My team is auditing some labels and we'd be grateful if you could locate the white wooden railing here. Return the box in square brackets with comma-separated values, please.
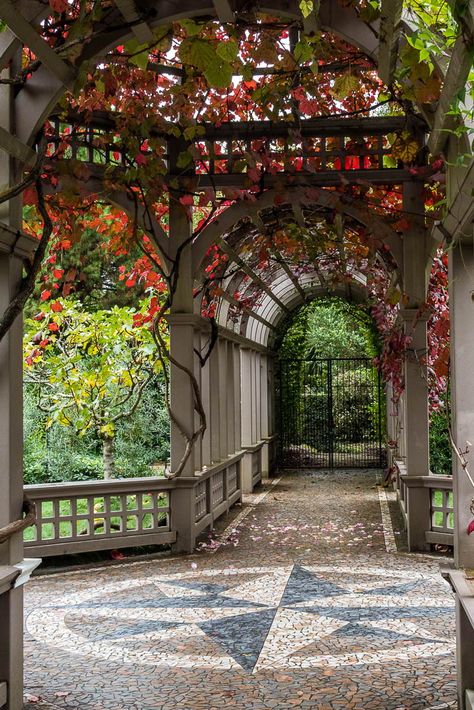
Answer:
[24, 450, 248, 557]
[393, 459, 454, 547]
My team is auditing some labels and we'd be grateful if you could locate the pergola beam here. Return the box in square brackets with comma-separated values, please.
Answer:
[377, 0, 403, 85]
[0, 1, 73, 85]
[217, 236, 290, 314]
[427, 35, 473, 156]
[212, 0, 235, 22]
[114, 0, 154, 43]
[251, 213, 307, 302]
[0, 125, 36, 165]
[219, 290, 276, 330]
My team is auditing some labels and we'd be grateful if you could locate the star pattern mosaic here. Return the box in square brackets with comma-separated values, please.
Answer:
[25, 563, 454, 674]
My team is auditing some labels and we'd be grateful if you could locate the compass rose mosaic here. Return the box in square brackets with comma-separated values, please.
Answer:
[25, 563, 454, 674]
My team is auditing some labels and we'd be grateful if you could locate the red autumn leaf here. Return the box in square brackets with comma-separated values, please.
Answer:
[51, 302, 63, 313]
[40, 290, 52, 301]
[48, 323, 59, 332]
[135, 153, 147, 166]
[33, 312, 46, 321]
[53, 268, 64, 279]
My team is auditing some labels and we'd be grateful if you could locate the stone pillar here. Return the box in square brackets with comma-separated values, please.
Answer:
[226, 340, 235, 456]
[0, 254, 24, 710]
[260, 355, 270, 478]
[0, 56, 26, 710]
[167, 200, 196, 479]
[240, 348, 253, 448]
[168, 314, 197, 477]
[200, 331, 211, 469]
[250, 350, 257, 444]
[240, 347, 254, 491]
[450, 241, 474, 569]
[233, 344, 241, 450]
[400, 181, 431, 551]
[209, 343, 221, 463]
[218, 338, 228, 460]
[400, 310, 431, 551]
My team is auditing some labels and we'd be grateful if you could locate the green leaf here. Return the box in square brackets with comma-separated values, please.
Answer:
[300, 0, 314, 18]
[180, 19, 202, 36]
[188, 39, 217, 70]
[176, 150, 193, 168]
[204, 61, 233, 89]
[331, 73, 359, 100]
[294, 40, 313, 64]
[216, 40, 239, 62]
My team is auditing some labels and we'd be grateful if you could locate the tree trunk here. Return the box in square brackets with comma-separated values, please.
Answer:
[102, 436, 115, 479]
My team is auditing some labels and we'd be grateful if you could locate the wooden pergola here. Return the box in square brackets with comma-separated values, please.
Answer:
[0, 1, 473, 708]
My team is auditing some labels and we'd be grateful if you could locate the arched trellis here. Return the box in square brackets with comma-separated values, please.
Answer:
[191, 187, 401, 347]
[0, 4, 474, 709]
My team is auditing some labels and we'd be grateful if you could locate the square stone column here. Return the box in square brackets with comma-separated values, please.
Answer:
[226, 340, 236, 455]
[400, 308, 431, 551]
[167, 314, 205, 478]
[450, 241, 474, 569]
[0, 254, 24, 710]
[218, 338, 228, 460]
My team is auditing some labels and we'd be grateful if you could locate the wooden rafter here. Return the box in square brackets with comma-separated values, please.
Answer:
[0, 1, 72, 85]
[428, 34, 473, 156]
[0, 125, 36, 165]
[217, 236, 290, 314]
[377, 0, 403, 85]
[251, 214, 307, 302]
[219, 290, 276, 330]
[114, 0, 154, 43]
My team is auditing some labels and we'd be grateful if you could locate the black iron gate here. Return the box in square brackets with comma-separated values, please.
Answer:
[276, 358, 386, 469]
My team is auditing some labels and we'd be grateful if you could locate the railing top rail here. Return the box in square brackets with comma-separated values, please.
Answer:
[25, 476, 174, 498]
[399, 474, 453, 489]
[50, 112, 423, 141]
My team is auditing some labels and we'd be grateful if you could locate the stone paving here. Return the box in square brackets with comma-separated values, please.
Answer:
[24, 469, 457, 709]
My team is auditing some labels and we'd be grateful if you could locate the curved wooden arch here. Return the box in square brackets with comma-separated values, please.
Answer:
[192, 187, 404, 280]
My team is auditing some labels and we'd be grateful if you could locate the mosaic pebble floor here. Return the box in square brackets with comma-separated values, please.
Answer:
[24, 469, 456, 709]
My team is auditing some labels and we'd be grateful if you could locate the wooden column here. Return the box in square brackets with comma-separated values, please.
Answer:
[226, 340, 236, 455]
[233, 344, 241, 451]
[218, 338, 228, 460]
[240, 347, 254, 491]
[0, 57, 26, 710]
[450, 241, 474, 569]
[209, 343, 221, 463]
[200, 331, 211, 469]
[400, 181, 431, 551]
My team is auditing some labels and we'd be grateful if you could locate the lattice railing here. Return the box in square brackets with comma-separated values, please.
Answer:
[45, 114, 422, 186]
[431, 485, 454, 536]
[193, 458, 242, 535]
[24, 478, 175, 557]
[394, 460, 454, 547]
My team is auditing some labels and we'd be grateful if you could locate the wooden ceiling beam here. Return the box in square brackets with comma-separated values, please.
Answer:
[217, 236, 290, 313]
[251, 213, 307, 302]
[0, 0, 73, 85]
[114, 0, 154, 43]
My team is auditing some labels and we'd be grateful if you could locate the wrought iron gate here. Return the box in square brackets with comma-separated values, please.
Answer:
[276, 358, 386, 469]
